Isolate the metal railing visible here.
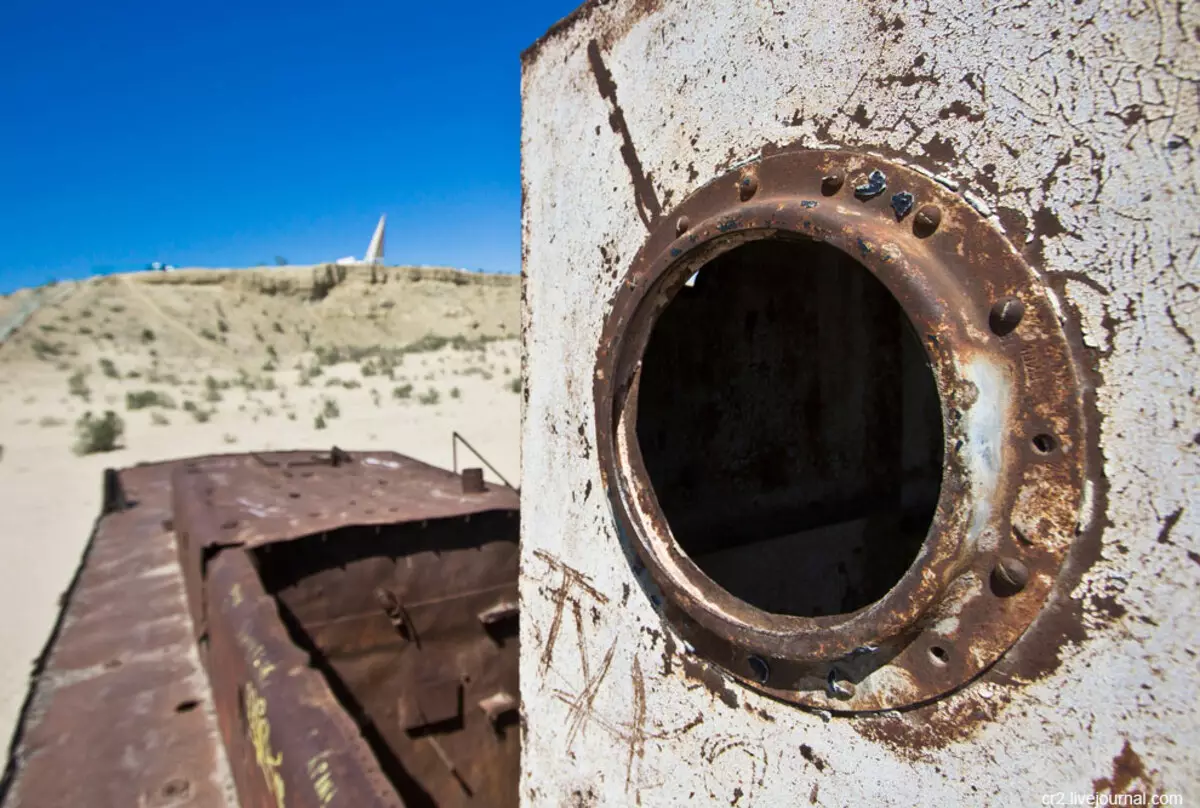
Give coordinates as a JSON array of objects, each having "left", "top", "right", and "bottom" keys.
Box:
[{"left": 450, "top": 431, "right": 518, "bottom": 493}]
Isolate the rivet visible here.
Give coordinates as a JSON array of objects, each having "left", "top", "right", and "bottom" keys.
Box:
[
  {"left": 826, "top": 669, "right": 855, "bottom": 700},
  {"left": 739, "top": 173, "right": 759, "bottom": 201},
  {"left": 913, "top": 205, "right": 942, "bottom": 237},
  {"left": 675, "top": 216, "right": 691, "bottom": 236},
  {"left": 747, "top": 655, "right": 770, "bottom": 684},
  {"left": 989, "top": 297, "right": 1025, "bottom": 336},
  {"left": 991, "top": 557, "right": 1030, "bottom": 597},
  {"left": 820, "top": 173, "right": 844, "bottom": 196}
]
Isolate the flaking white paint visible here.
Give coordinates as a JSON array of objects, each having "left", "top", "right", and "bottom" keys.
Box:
[{"left": 521, "top": 0, "right": 1198, "bottom": 803}]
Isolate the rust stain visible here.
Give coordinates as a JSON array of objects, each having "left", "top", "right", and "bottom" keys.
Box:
[
  {"left": 1093, "top": 741, "right": 1156, "bottom": 796},
  {"left": 681, "top": 657, "right": 738, "bottom": 709},
  {"left": 522, "top": 0, "right": 663, "bottom": 63},
  {"left": 798, "top": 744, "right": 828, "bottom": 773},
  {"left": 587, "top": 39, "right": 662, "bottom": 231},
  {"left": 853, "top": 689, "right": 1009, "bottom": 757}
]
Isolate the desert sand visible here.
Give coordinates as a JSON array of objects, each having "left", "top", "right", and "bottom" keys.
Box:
[{"left": 0, "top": 264, "right": 521, "bottom": 758}]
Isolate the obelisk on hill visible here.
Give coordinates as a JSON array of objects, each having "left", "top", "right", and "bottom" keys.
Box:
[{"left": 365, "top": 214, "right": 386, "bottom": 265}]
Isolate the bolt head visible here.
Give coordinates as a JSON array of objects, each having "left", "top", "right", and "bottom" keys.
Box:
[
  {"left": 913, "top": 205, "right": 942, "bottom": 237},
  {"left": 989, "top": 297, "right": 1025, "bottom": 336},
  {"left": 821, "top": 173, "right": 844, "bottom": 196},
  {"left": 675, "top": 216, "right": 691, "bottom": 236},
  {"left": 991, "top": 557, "right": 1030, "bottom": 597},
  {"left": 747, "top": 655, "right": 770, "bottom": 684},
  {"left": 739, "top": 173, "right": 759, "bottom": 201}
]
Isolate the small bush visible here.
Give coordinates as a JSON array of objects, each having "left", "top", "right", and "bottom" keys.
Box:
[
  {"left": 183, "top": 401, "right": 213, "bottom": 423},
  {"left": 507, "top": 377, "right": 521, "bottom": 394},
  {"left": 150, "top": 412, "right": 170, "bottom": 426},
  {"left": 146, "top": 370, "right": 181, "bottom": 385},
  {"left": 398, "top": 334, "right": 501, "bottom": 356},
  {"left": 33, "top": 339, "right": 64, "bottom": 360},
  {"left": 321, "top": 398, "right": 340, "bottom": 419},
  {"left": 450, "top": 387, "right": 461, "bottom": 399},
  {"left": 223, "top": 433, "right": 238, "bottom": 444},
  {"left": 314, "top": 414, "right": 327, "bottom": 430},
  {"left": 417, "top": 388, "right": 440, "bottom": 406},
  {"left": 371, "top": 389, "right": 381, "bottom": 407},
  {"left": 97, "top": 358, "right": 119, "bottom": 379},
  {"left": 200, "top": 328, "right": 218, "bottom": 341},
  {"left": 403, "top": 334, "right": 451, "bottom": 354},
  {"left": 38, "top": 416, "right": 66, "bottom": 428},
  {"left": 68, "top": 370, "right": 91, "bottom": 400},
  {"left": 204, "top": 376, "right": 224, "bottom": 402},
  {"left": 126, "top": 390, "right": 176, "bottom": 410},
  {"left": 392, "top": 384, "right": 413, "bottom": 400},
  {"left": 140, "top": 328, "right": 156, "bottom": 343},
  {"left": 73, "top": 411, "right": 125, "bottom": 455}
]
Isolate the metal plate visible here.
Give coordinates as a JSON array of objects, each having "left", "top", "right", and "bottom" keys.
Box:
[
  {"left": 594, "top": 148, "right": 1096, "bottom": 711},
  {"left": 0, "top": 462, "right": 236, "bottom": 808},
  {"left": 174, "top": 449, "right": 521, "bottom": 807}
]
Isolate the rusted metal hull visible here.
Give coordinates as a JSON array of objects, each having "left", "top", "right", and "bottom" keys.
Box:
[
  {"left": 0, "top": 462, "right": 236, "bottom": 808},
  {"left": 2, "top": 450, "right": 521, "bottom": 808}
]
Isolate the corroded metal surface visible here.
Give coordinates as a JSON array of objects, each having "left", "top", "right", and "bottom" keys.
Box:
[
  {"left": 594, "top": 149, "right": 1094, "bottom": 711},
  {"left": 172, "top": 450, "right": 516, "bottom": 639},
  {"left": 3, "top": 449, "right": 521, "bottom": 808},
  {"left": 174, "top": 449, "right": 521, "bottom": 807},
  {"left": 0, "top": 462, "right": 236, "bottom": 808},
  {"left": 205, "top": 548, "right": 403, "bottom": 808},
  {"left": 521, "top": 0, "right": 1198, "bottom": 803}
]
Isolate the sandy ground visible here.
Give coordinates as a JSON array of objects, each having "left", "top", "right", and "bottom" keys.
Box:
[{"left": 0, "top": 266, "right": 521, "bottom": 759}]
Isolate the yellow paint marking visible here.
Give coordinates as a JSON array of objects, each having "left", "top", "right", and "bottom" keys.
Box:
[
  {"left": 245, "top": 681, "right": 285, "bottom": 808},
  {"left": 307, "top": 752, "right": 339, "bottom": 805}
]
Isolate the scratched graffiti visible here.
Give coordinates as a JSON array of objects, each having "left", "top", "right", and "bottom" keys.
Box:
[
  {"left": 533, "top": 550, "right": 706, "bottom": 797},
  {"left": 532, "top": 549, "right": 610, "bottom": 676},
  {"left": 700, "top": 735, "right": 769, "bottom": 806}
]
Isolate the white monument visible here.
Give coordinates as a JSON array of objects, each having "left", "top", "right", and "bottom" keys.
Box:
[
  {"left": 365, "top": 214, "right": 386, "bottom": 265},
  {"left": 334, "top": 214, "right": 387, "bottom": 266}
]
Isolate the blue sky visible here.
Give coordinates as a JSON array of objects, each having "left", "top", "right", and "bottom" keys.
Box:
[{"left": 0, "top": 0, "right": 581, "bottom": 293}]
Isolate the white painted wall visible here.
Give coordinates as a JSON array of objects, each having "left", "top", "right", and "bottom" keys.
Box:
[{"left": 520, "top": 1, "right": 1198, "bottom": 803}]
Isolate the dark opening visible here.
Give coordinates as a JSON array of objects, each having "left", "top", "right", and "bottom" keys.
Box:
[
  {"left": 636, "top": 237, "right": 943, "bottom": 618},
  {"left": 253, "top": 513, "right": 521, "bottom": 807}
]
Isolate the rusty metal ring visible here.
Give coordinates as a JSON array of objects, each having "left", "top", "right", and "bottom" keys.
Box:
[{"left": 594, "top": 148, "right": 1092, "bottom": 712}]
